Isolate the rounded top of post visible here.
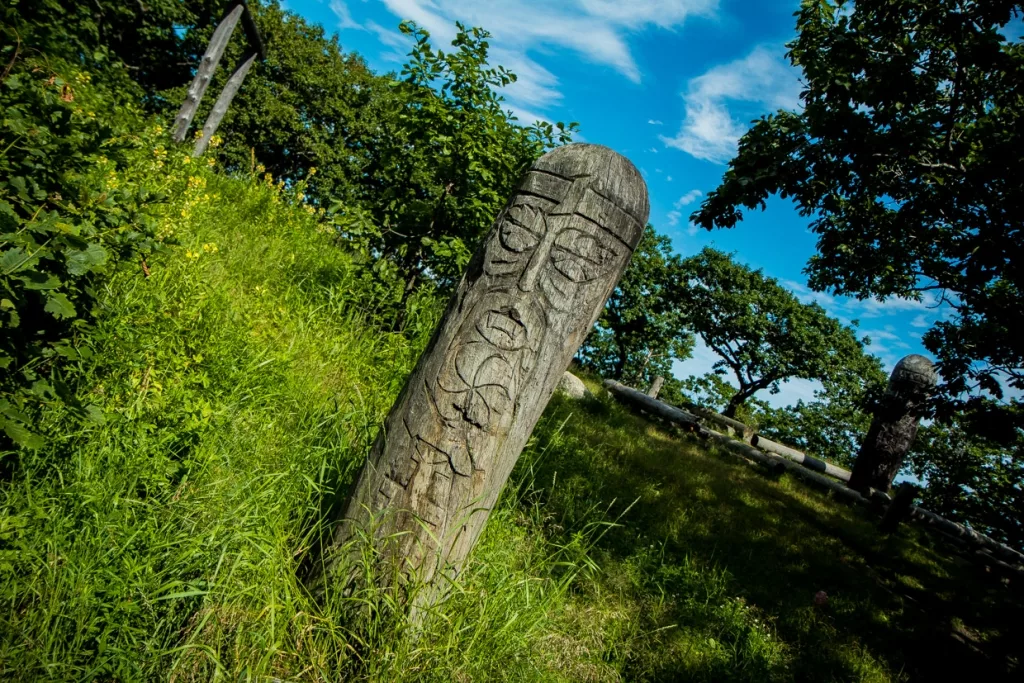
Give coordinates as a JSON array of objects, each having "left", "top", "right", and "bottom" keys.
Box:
[
  {"left": 532, "top": 143, "right": 649, "bottom": 245},
  {"left": 890, "top": 354, "right": 937, "bottom": 391}
]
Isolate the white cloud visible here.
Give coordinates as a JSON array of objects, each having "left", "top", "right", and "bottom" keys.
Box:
[
  {"left": 686, "top": 222, "right": 700, "bottom": 236},
  {"left": 666, "top": 175, "right": 673, "bottom": 181},
  {"left": 674, "top": 189, "right": 703, "bottom": 208},
  {"left": 330, "top": 0, "right": 362, "bottom": 30},
  {"left": 910, "top": 313, "right": 930, "bottom": 328},
  {"left": 666, "top": 210, "right": 682, "bottom": 227},
  {"left": 648, "top": 119, "right": 664, "bottom": 125},
  {"left": 661, "top": 45, "right": 801, "bottom": 163},
  {"left": 369, "top": 0, "right": 719, "bottom": 121}
]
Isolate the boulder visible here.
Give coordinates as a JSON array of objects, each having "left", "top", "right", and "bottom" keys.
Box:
[{"left": 556, "top": 371, "right": 589, "bottom": 400}]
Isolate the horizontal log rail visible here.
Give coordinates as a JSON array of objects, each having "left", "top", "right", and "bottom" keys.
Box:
[{"left": 604, "top": 379, "right": 1024, "bottom": 574}]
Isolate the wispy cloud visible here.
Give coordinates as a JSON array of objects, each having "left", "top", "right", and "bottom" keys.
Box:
[
  {"left": 686, "top": 222, "right": 700, "bottom": 236},
  {"left": 674, "top": 189, "right": 703, "bottom": 208},
  {"left": 648, "top": 119, "right": 664, "bottom": 125},
  {"left": 329, "top": 0, "right": 363, "bottom": 30},
  {"left": 666, "top": 210, "right": 682, "bottom": 227},
  {"left": 661, "top": 45, "right": 801, "bottom": 163},
  {"left": 353, "top": 1, "right": 719, "bottom": 121}
]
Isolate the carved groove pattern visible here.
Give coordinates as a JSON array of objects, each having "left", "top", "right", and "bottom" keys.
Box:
[{"left": 313, "top": 144, "right": 648, "bottom": 597}]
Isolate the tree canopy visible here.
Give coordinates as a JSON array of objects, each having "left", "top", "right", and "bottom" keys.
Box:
[
  {"left": 691, "top": 0, "right": 1024, "bottom": 430},
  {"left": 674, "top": 247, "right": 882, "bottom": 418},
  {"left": 579, "top": 226, "right": 693, "bottom": 384}
]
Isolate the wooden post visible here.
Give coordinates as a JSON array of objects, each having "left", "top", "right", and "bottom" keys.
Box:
[
  {"left": 310, "top": 144, "right": 648, "bottom": 599},
  {"left": 193, "top": 50, "right": 258, "bottom": 156},
  {"left": 848, "top": 354, "right": 936, "bottom": 494},
  {"left": 879, "top": 482, "right": 918, "bottom": 533},
  {"left": 172, "top": 2, "right": 245, "bottom": 143},
  {"left": 646, "top": 375, "right": 665, "bottom": 398}
]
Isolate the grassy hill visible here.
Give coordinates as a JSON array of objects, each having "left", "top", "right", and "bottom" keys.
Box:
[{"left": 2, "top": 163, "right": 1021, "bottom": 681}]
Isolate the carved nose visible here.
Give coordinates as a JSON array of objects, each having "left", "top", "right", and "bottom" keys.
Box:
[{"left": 518, "top": 247, "right": 545, "bottom": 292}]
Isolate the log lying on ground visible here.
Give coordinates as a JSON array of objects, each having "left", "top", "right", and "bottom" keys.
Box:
[
  {"left": 604, "top": 380, "right": 704, "bottom": 431},
  {"left": 678, "top": 401, "right": 755, "bottom": 441},
  {"left": 605, "top": 379, "right": 1024, "bottom": 574},
  {"left": 751, "top": 435, "right": 852, "bottom": 482},
  {"left": 706, "top": 430, "right": 869, "bottom": 507},
  {"left": 907, "top": 506, "right": 1024, "bottom": 569}
]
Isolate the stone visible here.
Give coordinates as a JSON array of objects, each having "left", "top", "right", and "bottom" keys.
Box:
[
  {"left": 309, "top": 144, "right": 648, "bottom": 600},
  {"left": 848, "top": 354, "right": 937, "bottom": 494},
  {"left": 555, "top": 371, "right": 589, "bottom": 399}
]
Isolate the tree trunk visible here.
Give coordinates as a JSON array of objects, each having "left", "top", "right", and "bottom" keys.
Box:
[
  {"left": 308, "top": 144, "right": 649, "bottom": 605},
  {"left": 849, "top": 355, "right": 936, "bottom": 494}
]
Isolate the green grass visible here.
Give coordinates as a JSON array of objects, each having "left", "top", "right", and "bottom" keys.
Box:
[{"left": 2, "top": 165, "right": 1021, "bottom": 681}]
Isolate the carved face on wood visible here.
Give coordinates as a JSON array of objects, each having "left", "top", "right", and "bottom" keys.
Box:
[{"left": 432, "top": 167, "right": 642, "bottom": 452}]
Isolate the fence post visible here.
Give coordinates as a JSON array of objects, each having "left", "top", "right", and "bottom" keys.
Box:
[
  {"left": 880, "top": 483, "right": 919, "bottom": 533},
  {"left": 849, "top": 354, "right": 936, "bottom": 494},
  {"left": 192, "top": 49, "right": 258, "bottom": 156},
  {"left": 646, "top": 375, "right": 665, "bottom": 398},
  {"left": 309, "top": 144, "right": 648, "bottom": 602},
  {"left": 171, "top": 2, "right": 245, "bottom": 143}
]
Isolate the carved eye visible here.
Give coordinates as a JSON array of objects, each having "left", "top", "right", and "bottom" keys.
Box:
[
  {"left": 549, "top": 228, "right": 615, "bottom": 283},
  {"left": 499, "top": 204, "right": 543, "bottom": 253}
]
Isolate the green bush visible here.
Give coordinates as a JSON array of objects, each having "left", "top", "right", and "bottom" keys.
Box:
[{"left": 0, "top": 35, "right": 175, "bottom": 450}]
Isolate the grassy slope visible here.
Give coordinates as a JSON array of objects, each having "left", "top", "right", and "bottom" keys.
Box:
[{"left": 1, "top": 167, "right": 1020, "bottom": 681}]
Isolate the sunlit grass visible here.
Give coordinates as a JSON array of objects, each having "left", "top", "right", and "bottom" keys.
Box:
[{"left": 1, "top": 167, "right": 1020, "bottom": 681}]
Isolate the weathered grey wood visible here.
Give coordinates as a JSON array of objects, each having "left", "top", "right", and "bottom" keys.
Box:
[
  {"left": 879, "top": 482, "right": 918, "bottom": 533},
  {"left": 172, "top": 2, "right": 245, "bottom": 143},
  {"left": 751, "top": 435, "right": 852, "bottom": 482},
  {"left": 680, "top": 400, "right": 754, "bottom": 441},
  {"left": 603, "top": 379, "right": 703, "bottom": 431},
  {"left": 311, "top": 144, "right": 648, "bottom": 599},
  {"left": 193, "top": 49, "right": 258, "bottom": 157},
  {"left": 706, "top": 430, "right": 870, "bottom": 506},
  {"left": 907, "top": 505, "right": 1024, "bottom": 567},
  {"left": 646, "top": 376, "right": 665, "bottom": 398},
  {"left": 849, "top": 354, "right": 937, "bottom": 494}
]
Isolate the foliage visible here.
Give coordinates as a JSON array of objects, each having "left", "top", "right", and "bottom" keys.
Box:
[
  {"left": 0, "top": 29, "right": 170, "bottom": 450},
  {"left": 906, "top": 416, "right": 1024, "bottom": 547},
  {"left": 186, "top": 1, "right": 385, "bottom": 211},
  {"left": 330, "top": 21, "right": 575, "bottom": 302},
  {"left": 757, "top": 377, "right": 885, "bottom": 468},
  {"left": 673, "top": 247, "right": 883, "bottom": 418},
  {"left": 691, "top": 0, "right": 1024, "bottom": 428},
  {"left": 579, "top": 225, "right": 693, "bottom": 384}
]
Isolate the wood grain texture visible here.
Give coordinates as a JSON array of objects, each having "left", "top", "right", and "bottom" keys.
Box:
[
  {"left": 646, "top": 375, "right": 665, "bottom": 398},
  {"left": 603, "top": 379, "right": 703, "bottom": 431},
  {"left": 849, "top": 354, "right": 936, "bottom": 494},
  {"left": 751, "top": 435, "right": 852, "bottom": 482},
  {"left": 192, "top": 50, "right": 258, "bottom": 157},
  {"left": 171, "top": 2, "right": 244, "bottom": 143},
  {"left": 312, "top": 144, "right": 648, "bottom": 597}
]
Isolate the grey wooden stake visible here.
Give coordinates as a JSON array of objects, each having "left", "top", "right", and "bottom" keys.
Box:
[
  {"left": 311, "top": 144, "right": 648, "bottom": 601},
  {"left": 880, "top": 482, "right": 919, "bottom": 533},
  {"left": 193, "top": 49, "right": 258, "bottom": 157},
  {"left": 646, "top": 375, "right": 665, "bottom": 398},
  {"left": 171, "top": 2, "right": 245, "bottom": 143},
  {"left": 848, "top": 354, "right": 936, "bottom": 494}
]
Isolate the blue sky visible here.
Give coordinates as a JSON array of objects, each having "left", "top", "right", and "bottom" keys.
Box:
[{"left": 286, "top": 0, "right": 951, "bottom": 407}]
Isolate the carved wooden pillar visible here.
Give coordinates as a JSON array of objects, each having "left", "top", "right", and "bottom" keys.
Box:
[
  {"left": 311, "top": 144, "right": 648, "bottom": 597},
  {"left": 646, "top": 375, "right": 665, "bottom": 399},
  {"left": 848, "top": 354, "right": 936, "bottom": 494}
]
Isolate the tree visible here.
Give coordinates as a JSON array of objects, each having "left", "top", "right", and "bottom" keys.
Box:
[
  {"left": 579, "top": 226, "right": 693, "bottom": 383},
  {"left": 756, "top": 373, "right": 886, "bottom": 468},
  {"left": 339, "top": 22, "right": 575, "bottom": 306},
  {"left": 691, "top": 0, "right": 1024, "bottom": 430},
  {"left": 674, "top": 247, "right": 880, "bottom": 418},
  {"left": 905, "top": 415, "right": 1024, "bottom": 547}
]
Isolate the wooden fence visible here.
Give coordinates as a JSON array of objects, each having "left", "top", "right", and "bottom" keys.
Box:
[{"left": 604, "top": 379, "right": 1024, "bottom": 575}]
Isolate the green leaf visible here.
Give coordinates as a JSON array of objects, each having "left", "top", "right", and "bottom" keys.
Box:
[
  {"left": 44, "top": 292, "right": 76, "bottom": 319},
  {"left": 66, "top": 243, "right": 108, "bottom": 276},
  {"left": 2, "top": 417, "right": 45, "bottom": 450}
]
